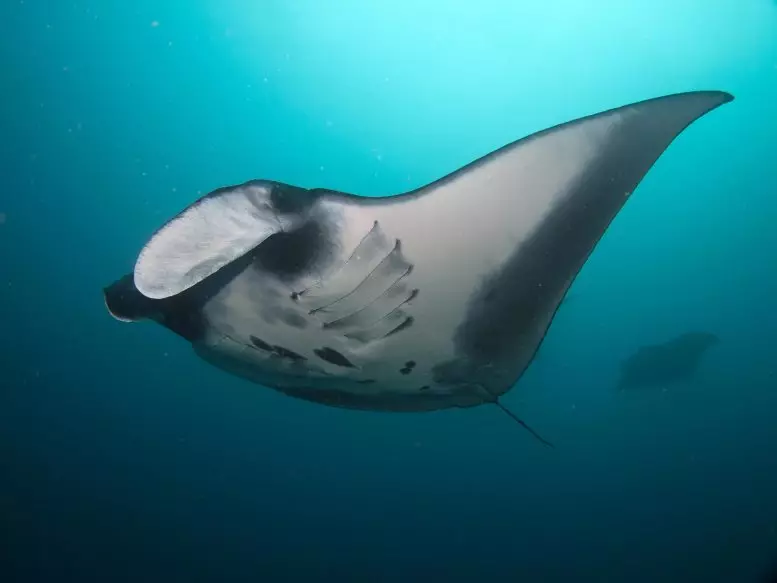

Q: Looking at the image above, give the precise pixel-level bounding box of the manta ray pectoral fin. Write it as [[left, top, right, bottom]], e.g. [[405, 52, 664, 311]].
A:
[[418, 90, 734, 204], [133, 180, 314, 300], [350, 90, 733, 400], [377, 92, 734, 302]]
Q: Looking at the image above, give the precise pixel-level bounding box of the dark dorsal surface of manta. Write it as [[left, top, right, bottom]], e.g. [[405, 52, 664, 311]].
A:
[[616, 331, 720, 391], [104, 90, 733, 444]]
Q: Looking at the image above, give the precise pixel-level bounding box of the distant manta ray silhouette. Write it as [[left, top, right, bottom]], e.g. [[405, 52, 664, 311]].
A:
[[104, 90, 734, 447], [617, 331, 720, 391]]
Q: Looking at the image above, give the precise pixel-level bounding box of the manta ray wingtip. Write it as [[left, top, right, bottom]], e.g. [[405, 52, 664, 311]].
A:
[[700, 89, 734, 102], [680, 89, 733, 102], [712, 90, 734, 105]]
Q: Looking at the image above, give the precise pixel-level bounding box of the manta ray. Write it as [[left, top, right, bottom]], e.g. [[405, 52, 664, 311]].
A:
[[104, 90, 733, 446], [616, 331, 720, 391]]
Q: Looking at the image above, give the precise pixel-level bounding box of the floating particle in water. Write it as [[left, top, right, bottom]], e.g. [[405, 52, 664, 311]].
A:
[[0, 212, 6, 225]]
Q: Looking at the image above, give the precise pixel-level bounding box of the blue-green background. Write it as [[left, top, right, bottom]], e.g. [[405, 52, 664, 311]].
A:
[[2, 1, 776, 581]]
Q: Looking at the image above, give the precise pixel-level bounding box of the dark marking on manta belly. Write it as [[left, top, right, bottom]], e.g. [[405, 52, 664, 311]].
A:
[[400, 360, 417, 375], [250, 335, 307, 362], [273, 345, 306, 362], [314, 347, 356, 368], [250, 335, 273, 351]]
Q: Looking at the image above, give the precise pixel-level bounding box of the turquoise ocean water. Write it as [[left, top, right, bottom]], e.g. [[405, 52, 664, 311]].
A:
[[2, 1, 777, 581]]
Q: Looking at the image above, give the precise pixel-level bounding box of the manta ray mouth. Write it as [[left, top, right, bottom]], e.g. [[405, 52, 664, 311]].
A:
[[103, 274, 153, 323], [104, 292, 134, 323]]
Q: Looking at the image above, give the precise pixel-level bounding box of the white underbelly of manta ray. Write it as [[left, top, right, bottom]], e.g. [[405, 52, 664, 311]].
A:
[[103, 90, 733, 446]]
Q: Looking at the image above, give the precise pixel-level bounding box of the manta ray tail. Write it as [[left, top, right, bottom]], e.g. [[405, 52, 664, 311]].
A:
[[476, 385, 554, 448], [494, 401, 555, 448]]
